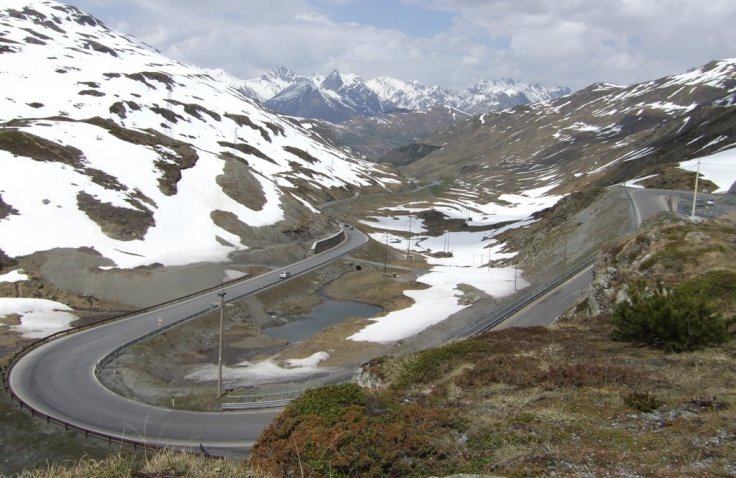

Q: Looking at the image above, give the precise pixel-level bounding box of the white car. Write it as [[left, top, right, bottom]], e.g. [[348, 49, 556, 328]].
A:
[[279, 271, 291, 279], [706, 199, 715, 206]]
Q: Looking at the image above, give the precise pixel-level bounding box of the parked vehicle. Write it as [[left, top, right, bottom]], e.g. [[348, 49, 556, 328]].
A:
[[706, 198, 715, 206]]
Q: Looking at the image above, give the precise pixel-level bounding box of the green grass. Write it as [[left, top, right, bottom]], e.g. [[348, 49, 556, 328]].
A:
[[391, 339, 492, 388], [289, 383, 368, 424]]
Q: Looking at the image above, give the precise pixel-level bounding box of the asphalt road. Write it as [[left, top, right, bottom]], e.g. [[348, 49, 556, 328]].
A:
[[7, 185, 672, 454], [8, 226, 367, 454], [493, 185, 673, 330]]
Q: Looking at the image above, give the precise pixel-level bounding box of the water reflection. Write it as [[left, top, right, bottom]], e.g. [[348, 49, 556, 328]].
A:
[[263, 300, 381, 342]]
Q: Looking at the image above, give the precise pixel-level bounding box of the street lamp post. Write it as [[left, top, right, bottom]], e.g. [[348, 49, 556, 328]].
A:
[[216, 290, 226, 397], [383, 233, 389, 273]]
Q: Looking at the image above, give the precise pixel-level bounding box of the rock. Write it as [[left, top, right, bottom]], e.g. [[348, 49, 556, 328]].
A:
[[685, 231, 710, 242]]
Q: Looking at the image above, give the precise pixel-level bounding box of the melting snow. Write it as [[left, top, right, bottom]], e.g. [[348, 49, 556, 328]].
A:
[[680, 147, 736, 193], [348, 188, 559, 343], [185, 351, 331, 386], [0, 298, 77, 339], [0, 270, 28, 283]]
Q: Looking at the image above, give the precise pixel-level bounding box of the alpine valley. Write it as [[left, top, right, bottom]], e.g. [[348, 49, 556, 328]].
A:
[[2, 1, 736, 476]]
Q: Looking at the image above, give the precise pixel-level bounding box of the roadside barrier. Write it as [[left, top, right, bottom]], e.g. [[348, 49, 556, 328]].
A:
[[451, 253, 598, 340]]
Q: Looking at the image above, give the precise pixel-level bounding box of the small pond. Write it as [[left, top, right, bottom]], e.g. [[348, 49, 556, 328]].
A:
[[263, 300, 381, 342]]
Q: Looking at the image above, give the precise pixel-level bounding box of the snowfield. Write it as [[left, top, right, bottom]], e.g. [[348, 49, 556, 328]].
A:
[[680, 147, 736, 193], [349, 265, 525, 343], [348, 188, 554, 343]]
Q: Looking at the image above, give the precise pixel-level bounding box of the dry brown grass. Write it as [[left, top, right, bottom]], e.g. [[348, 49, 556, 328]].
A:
[[253, 315, 736, 477], [5, 448, 269, 478]]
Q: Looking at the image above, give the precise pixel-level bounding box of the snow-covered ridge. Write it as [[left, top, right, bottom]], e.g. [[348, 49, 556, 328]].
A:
[[0, 0, 400, 269], [233, 67, 571, 121]]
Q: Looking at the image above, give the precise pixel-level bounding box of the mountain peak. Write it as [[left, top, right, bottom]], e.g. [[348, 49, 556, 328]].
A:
[[321, 69, 343, 91]]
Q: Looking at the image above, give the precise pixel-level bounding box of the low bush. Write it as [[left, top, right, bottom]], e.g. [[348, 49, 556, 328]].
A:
[[676, 270, 736, 310], [623, 391, 663, 412], [454, 354, 543, 388], [612, 282, 732, 352], [290, 383, 367, 424]]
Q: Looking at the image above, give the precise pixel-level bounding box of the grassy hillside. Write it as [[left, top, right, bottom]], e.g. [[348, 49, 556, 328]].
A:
[[7, 213, 735, 477]]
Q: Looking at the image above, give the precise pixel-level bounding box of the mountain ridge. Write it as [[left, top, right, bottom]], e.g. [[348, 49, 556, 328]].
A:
[[230, 66, 571, 123]]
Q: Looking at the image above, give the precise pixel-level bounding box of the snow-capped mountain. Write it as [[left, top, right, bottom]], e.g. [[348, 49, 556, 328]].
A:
[[454, 79, 573, 115], [261, 70, 384, 123], [365, 77, 457, 112], [264, 71, 384, 124], [0, 0, 400, 274], [367, 77, 572, 115], [241, 66, 302, 103], [240, 67, 571, 122]]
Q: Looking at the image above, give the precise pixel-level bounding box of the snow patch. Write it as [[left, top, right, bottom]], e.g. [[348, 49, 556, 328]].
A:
[[185, 351, 331, 386], [0, 298, 77, 339], [0, 270, 28, 283], [680, 148, 736, 193]]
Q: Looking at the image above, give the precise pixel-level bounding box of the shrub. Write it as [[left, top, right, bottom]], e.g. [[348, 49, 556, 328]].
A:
[[392, 340, 492, 388], [454, 354, 543, 388], [623, 391, 663, 412], [612, 282, 732, 352]]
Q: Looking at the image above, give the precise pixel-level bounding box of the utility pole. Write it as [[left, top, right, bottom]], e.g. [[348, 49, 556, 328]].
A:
[[691, 159, 701, 219], [216, 290, 226, 397], [384, 233, 389, 274]]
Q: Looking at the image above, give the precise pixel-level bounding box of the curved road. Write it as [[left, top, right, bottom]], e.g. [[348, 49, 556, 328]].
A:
[[8, 226, 367, 454], [494, 186, 674, 330], [7, 186, 675, 454]]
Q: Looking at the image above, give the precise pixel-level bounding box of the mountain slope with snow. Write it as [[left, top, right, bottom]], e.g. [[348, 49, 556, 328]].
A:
[[406, 59, 736, 199], [0, 0, 401, 274]]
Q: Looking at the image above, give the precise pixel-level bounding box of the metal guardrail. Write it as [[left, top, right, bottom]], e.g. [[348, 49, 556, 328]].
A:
[[451, 253, 598, 340], [222, 390, 306, 410], [222, 400, 292, 410]]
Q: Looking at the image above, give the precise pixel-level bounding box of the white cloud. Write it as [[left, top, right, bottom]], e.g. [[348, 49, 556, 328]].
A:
[[70, 0, 736, 89]]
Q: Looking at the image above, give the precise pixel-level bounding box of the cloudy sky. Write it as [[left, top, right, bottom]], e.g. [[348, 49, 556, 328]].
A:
[[70, 0, 736, 90]]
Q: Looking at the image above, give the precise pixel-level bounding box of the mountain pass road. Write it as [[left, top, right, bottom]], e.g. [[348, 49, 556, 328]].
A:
[[8, 226, 367, 454], [7, 185, 674, 454]]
